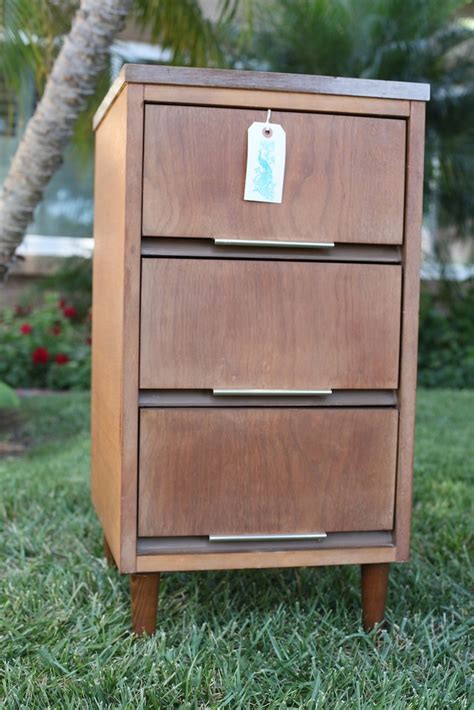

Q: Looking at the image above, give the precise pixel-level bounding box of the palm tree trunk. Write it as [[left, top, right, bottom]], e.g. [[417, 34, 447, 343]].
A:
[[0, 0, 132, 274]]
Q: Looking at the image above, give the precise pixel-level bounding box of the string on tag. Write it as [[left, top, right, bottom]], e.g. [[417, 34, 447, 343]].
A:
[[263, 109, 273, 138]]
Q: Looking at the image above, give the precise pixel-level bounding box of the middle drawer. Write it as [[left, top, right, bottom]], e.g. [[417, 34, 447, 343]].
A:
[[140, 258, 402, 390]]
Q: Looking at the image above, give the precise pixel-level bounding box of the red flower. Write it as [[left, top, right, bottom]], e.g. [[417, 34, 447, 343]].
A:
[[55, 353, 70, 365], [51, 325, 61, 336], [32, 347, 49, 364], [63, 306, 77, 319], [20, 323, 32, 335], [58, 299, 66, 308]]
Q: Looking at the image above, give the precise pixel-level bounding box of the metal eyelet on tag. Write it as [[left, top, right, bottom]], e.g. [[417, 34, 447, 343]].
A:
[[244, 109, 286, 204]]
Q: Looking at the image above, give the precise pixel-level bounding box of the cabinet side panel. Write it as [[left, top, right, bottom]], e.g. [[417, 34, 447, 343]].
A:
[[91, 89, 128, 568], [395, 101, 426, 560], [120, 84, 144, 572]]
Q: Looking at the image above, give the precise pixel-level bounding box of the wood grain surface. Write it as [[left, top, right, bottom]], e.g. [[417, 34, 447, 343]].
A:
[[142, 105, 406, 244], [138, 408, 398, 536], [93, 65, 429, 128], [90, 67, 428, 589], [395, 102, 426, 561], [91, 88, 128, 569], [130, 574, 160, 635], [133, 64, 429, 98], [361, 563, 390, 630], [91, 84, 143, 573], [143, 85, 410, 119], [140, 259, 402, 390], [136, 547, 397, 573]]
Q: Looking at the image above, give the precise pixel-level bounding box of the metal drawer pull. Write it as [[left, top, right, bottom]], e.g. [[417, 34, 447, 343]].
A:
[[214, 238, 335, 248], [213, 388, 333, 396], [209, 533, 327, 542]]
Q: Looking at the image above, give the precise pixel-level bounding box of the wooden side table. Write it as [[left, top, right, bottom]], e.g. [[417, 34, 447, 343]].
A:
[[91, 65, 429, 634]]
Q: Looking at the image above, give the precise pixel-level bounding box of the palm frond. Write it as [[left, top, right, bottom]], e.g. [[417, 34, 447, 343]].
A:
[[363, 24, 474, 81], [0, 0, 74, 93], [237, 0, 474, 244], [131, 0, 222, 66], [1, 0, 241, 159]]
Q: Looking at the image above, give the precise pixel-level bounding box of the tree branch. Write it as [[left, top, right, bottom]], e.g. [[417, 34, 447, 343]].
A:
[[0, 0, 133, 274]]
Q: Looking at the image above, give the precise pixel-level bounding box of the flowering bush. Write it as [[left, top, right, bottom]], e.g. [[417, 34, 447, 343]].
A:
[[0, 293, 91, 390]]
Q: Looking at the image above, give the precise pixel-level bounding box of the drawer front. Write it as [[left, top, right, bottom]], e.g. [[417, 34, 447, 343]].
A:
[[142, 105, 406, 244], [140, 259, 402, 390], [138, 408, 398, 536]]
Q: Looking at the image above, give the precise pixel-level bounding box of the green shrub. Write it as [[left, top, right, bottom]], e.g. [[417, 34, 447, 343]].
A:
[[0, 381, 20, 409], [39, 257, 92, 320], [418, 278, 474, 387], [0, 293, 91, 390]]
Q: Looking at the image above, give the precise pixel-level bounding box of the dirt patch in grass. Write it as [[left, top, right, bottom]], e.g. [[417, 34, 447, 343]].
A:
[[0, 410, 29, 457], [0, 389, 89, 458]]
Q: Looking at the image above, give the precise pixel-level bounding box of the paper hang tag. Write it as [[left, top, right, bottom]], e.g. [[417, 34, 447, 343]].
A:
[[244, 115, 286, 204]]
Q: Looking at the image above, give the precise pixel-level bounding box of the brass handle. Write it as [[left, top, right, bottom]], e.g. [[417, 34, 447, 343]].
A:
[[213, 389, 333, 396], [214, 238, 335, 248], [209, 533, 327, 542]]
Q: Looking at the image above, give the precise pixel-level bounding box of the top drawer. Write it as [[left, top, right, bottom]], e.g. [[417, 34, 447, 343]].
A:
[[142, 105, 406, 245]]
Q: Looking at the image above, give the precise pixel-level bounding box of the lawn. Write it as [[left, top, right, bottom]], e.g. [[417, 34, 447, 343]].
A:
[[1, 390, 472, 708]]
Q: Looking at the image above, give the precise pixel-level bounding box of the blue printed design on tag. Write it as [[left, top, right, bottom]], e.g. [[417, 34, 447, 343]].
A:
[[253, 139, 276, 201], [244, 120, 285, 203]]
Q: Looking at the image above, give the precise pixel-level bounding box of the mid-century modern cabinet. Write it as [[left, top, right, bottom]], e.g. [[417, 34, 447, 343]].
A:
[[91, 65, 429, 634]]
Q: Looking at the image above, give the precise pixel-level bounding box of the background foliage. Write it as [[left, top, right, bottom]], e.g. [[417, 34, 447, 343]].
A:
[[418, 277, 474, 387], [0, 289, 91, 390], [4, 0, 473, 239], [1, 0, 473, 389], [222, 0, 474, 246]]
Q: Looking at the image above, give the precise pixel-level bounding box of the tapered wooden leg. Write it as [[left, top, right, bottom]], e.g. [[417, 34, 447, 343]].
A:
[[103, 535, 115, 567], [361, 563, 390, 631], [130, 573, 160, 635]]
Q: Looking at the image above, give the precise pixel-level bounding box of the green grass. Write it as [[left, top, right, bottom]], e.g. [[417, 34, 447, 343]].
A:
[[1, 391, 473, 708]]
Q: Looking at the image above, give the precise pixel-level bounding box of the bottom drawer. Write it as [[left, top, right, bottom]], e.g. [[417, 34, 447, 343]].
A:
[[138, 408, 398, 537]]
